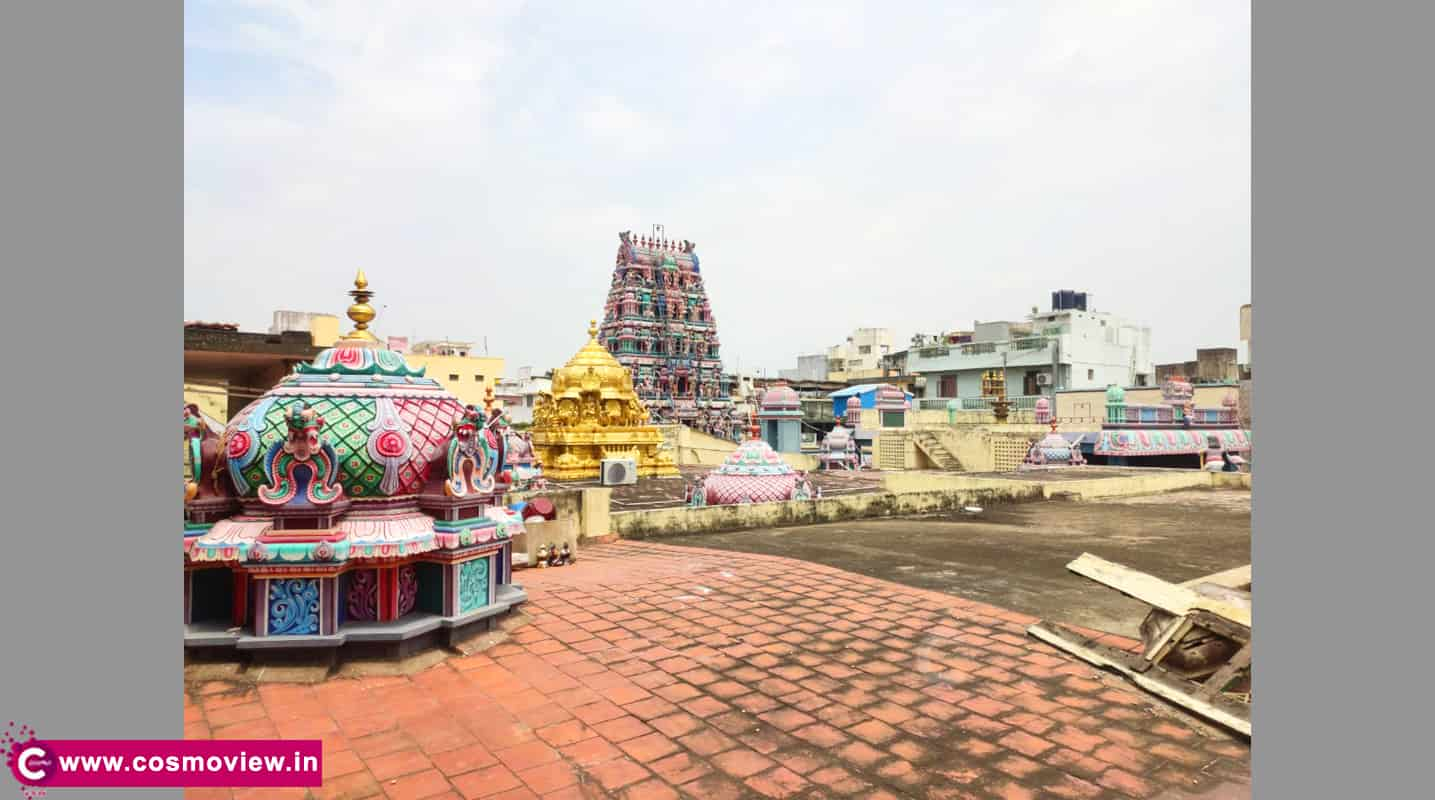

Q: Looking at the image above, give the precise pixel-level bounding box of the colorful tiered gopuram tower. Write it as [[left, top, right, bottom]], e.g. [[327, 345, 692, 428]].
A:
[[598, 229, 734, 437]]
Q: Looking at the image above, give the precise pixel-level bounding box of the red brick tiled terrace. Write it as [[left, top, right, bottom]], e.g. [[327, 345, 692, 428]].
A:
[[184, 543, 1251, 800]]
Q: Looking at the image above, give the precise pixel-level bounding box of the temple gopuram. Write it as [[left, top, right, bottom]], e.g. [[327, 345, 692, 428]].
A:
[[183, 273, 532, 658], [598, 229, 734, 436]]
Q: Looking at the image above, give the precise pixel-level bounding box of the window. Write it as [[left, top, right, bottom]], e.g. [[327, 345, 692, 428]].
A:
[[448, 374, 460, 382], [858, 345, 872, 355], [475, 375, 484, 382], [1087, 369, 1094, 380]]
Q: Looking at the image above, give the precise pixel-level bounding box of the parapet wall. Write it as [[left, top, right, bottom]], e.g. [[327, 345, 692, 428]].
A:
[[608, 469, 1248, 539], [657, 424, 819, 471], [610, 484, 1045, 540], [514, 460, 1252, 544], [882, 469, 1243, 500]]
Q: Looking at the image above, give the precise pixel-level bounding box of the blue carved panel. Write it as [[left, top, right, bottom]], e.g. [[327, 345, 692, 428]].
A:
[[459, 557, 490, 615], [267, 578, 321, 636]]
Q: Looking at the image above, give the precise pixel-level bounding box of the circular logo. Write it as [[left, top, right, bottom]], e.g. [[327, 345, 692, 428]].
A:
[[226, 430, 252, 459], [13, 741, 56, 786], [374, 430, 408, 458]]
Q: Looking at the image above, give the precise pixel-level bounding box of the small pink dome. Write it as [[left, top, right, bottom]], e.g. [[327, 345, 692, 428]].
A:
[[760, 382, 800, 411]]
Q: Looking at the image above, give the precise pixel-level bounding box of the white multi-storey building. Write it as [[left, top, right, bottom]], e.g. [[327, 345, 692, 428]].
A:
[[825, 328, 894, 380], [778, 354, 831, 383], [907, 292, 1153, 410], [492, 367, 552, 425]]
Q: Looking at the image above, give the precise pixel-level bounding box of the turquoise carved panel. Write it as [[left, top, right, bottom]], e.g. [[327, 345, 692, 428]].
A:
[[458, 557, 490, 615]]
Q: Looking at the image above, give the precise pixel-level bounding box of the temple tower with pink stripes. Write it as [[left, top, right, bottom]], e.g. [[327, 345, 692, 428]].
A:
[[598, 229, 735, 438]]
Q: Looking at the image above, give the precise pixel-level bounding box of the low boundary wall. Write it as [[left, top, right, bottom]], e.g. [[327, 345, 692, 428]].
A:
[[607, 470, 1250, 539]]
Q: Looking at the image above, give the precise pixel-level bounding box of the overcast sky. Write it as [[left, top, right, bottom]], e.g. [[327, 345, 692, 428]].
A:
[[185, 0, 1250, 375]]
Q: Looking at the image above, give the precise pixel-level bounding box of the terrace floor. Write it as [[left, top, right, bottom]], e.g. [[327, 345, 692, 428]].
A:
[[660, 490, 1252, 638], [185, 536, 1251, 800]]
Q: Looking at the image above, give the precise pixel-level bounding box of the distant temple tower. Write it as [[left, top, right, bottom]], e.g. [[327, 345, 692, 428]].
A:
[[599, 229, 733, 435]]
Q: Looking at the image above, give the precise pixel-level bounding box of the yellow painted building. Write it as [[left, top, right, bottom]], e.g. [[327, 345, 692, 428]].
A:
[[183, 380, 229, 423], [308, 314, 342, 348], [317, 323, 505, 408], [403, 353, 506, 408]]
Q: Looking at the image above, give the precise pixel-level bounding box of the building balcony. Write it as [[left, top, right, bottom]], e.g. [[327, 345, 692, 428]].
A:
[[917, 395, 1045, 411], [907, 337, 1057, 374]]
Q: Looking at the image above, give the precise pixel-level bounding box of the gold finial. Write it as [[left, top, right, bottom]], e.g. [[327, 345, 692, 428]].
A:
[[588, 319, 599, 339], [342, 269, 379, 343]]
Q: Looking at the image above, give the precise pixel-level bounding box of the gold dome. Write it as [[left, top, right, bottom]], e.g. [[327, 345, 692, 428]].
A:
[[530, 320, 676, 480], [547, 320, 643, 403]]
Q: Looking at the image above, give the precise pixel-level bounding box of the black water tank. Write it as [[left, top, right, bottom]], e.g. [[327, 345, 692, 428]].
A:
[[1060, 290, 1075, 309], [1075, 292, 1087, 311], [1051, 291, 1061, 310]]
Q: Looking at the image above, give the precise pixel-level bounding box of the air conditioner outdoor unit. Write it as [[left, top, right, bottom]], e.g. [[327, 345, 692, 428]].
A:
[[1036, 374, 1053, 386], [600, 458, 638, 486]]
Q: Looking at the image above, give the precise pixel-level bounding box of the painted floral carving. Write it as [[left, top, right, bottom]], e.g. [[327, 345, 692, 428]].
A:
[[268, 579, 320, 636]]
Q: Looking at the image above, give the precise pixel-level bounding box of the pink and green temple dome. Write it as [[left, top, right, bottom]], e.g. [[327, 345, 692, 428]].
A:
[[183, 272, 536, 652]]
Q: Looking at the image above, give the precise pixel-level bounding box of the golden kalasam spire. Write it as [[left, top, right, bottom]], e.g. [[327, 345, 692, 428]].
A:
[[342, 269, 380, 343], [588, 319, 599, 339]]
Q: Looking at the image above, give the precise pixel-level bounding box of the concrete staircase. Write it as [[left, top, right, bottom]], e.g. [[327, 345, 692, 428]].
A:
[[912, 430, 964, 471]]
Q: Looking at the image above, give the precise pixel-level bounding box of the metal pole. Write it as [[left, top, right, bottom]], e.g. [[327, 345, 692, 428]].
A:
[[1050, 335, 1060, 414]]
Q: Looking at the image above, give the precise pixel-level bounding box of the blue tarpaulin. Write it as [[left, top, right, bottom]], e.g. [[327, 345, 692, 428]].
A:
[[827, 384, 915, 417]]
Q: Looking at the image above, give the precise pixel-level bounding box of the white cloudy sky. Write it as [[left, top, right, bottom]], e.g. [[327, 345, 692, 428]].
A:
[[185, 0, 1250, 375]]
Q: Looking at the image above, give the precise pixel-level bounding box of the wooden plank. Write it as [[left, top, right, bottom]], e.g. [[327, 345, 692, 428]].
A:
[[1029, 622, 1251, 738], [1186, 610, 1252, 644], [1181, 564, 1251, 590], [1067, 554, 1251, 629], [1141, 615, 1195, 669], [1199, 641, 1252, 698]]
